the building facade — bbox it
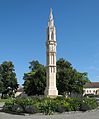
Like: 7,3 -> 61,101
44,9 -> 58,97
83,82 -> 99,95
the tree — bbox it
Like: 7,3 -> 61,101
56,58 -> 89,95
0,80 -> 4,93
0,61 -> 18,98
23,60 -> 46,96
23,59 -> 89,96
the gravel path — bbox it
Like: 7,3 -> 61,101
0,110 -> 99,119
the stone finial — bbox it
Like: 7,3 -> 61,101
49,8 -> 53,20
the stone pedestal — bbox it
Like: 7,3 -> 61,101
45,87 -> 58,97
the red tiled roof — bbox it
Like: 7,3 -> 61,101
84,82 -> 99,88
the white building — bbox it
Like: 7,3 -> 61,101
83,82 -> 99,95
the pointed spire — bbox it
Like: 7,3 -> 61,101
48,8 -> 54,27
49,8 -> 53,21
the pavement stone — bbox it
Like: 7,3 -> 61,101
0,109 -> 99,119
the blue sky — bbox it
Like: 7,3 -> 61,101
0,0 -> 99,85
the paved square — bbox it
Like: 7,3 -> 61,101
0,109 -> 99,119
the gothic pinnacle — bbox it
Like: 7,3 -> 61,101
49,8 -> 53,20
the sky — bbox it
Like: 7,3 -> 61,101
0,0 -> 99,85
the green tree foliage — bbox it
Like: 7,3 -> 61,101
0,79 -> 4,93
23,60 -> 46,96
0,61 -> 18,98
56,58 -> 90,95
23,59 -> 89,96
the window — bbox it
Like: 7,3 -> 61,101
90,90 -> 91,93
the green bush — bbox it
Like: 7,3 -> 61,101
80,98 -> 98,111
66,98 -> 82,111
56,105 -> 66,113
39,98 -> 57,115
24,105 -> 38,114
14,98 -> 34,106
14,98 -> 39,113
3,99 -> 14,112
55,98 -> 71,112
2,97 -> 98,114
12,105 -> 24,113
62,100 -> 71,111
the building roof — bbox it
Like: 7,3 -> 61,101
84,82 -> 99,88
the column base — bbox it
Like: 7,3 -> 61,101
44,87 -> 58,98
